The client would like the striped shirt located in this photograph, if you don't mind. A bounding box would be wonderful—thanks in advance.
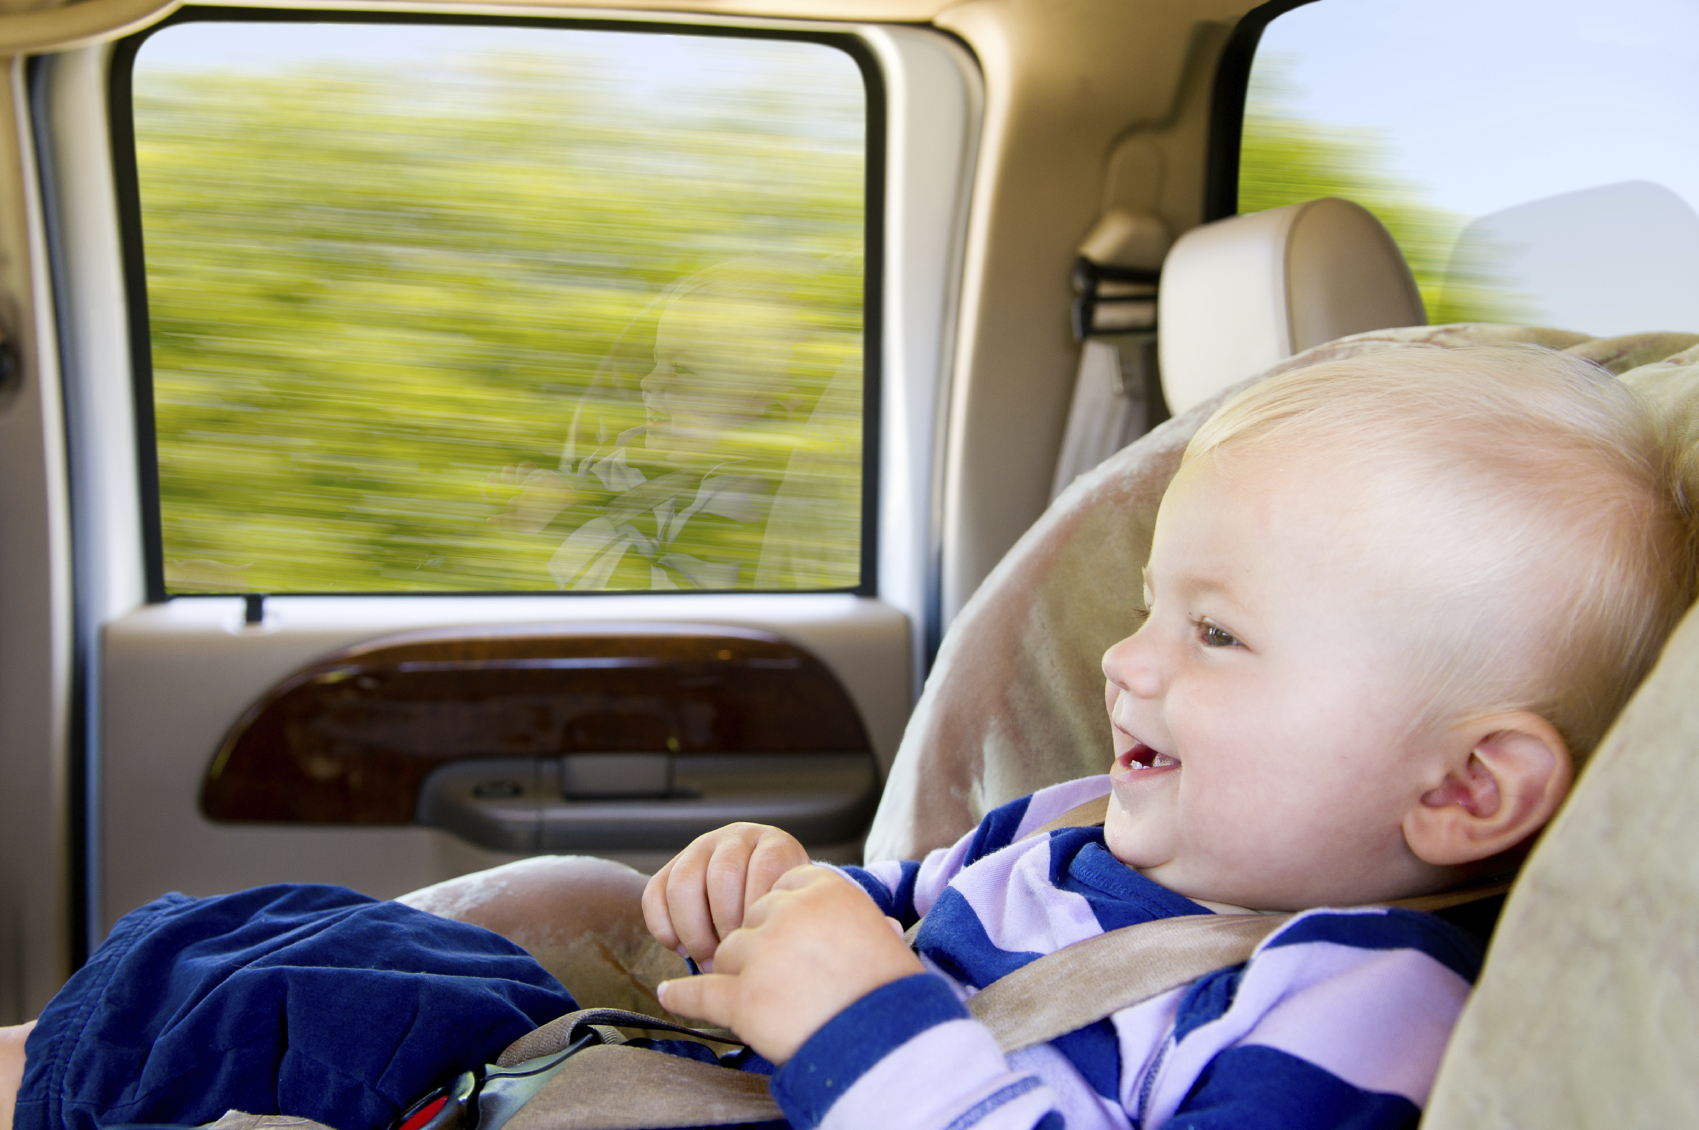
[766,775,1481,1130]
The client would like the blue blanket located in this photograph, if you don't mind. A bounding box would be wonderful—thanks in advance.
[16,885,577,1130]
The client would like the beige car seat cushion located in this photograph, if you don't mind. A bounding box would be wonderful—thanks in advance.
[866,322,1646,863]
[396,855,692,1022]
[1423,341,1699,1129]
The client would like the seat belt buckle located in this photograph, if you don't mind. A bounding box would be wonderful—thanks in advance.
[389,1030,600,1130]
[393,1069,478,1130]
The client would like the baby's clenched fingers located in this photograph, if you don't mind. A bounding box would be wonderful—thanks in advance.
[663,850,724,962]
[640,860,680,951]
[705,834,757,942]
[743,830,810,915]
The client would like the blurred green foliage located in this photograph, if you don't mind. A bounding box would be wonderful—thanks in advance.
[137,39,864,593]
[1240,61,1527,326]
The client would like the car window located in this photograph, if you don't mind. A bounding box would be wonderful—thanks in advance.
[1237,0,1699,334]
[119,15,871,596]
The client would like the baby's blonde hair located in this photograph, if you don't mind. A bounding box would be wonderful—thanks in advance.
[1183,344,1697,762]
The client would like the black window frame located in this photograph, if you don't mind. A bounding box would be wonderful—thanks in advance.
[108,5,887,603]
[1204,0,1322,223]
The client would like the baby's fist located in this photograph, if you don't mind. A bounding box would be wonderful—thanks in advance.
[656,865,924,1064]
[642,823,810,965]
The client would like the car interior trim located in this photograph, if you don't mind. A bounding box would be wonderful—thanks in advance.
[1202,0,1319,223]
[200,624,877,838]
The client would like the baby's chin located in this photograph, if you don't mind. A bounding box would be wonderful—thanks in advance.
[1102,798,1178,873]
[1105,803,1306,910]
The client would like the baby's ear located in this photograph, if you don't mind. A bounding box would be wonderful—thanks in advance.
[1402,712,1574,868]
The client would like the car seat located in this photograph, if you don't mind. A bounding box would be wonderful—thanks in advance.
[408,202,1699,1124]
[1423,338,1699,1127]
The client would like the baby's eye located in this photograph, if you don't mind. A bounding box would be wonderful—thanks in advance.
[1194,619,1240,648]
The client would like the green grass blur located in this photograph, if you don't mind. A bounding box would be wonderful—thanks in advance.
[137,42,864,593]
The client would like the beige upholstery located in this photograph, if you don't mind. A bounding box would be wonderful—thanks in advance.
[396,855,692,1022]
[1156,198,1428,416]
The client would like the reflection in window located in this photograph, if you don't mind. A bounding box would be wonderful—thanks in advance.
[1241,0,1699,335]
[131,21,866,594]
[489,257,862,591]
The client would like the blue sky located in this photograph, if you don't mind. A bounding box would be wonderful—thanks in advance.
[1257,0,1699,221]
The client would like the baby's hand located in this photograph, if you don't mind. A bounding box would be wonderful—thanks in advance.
[641,823,810,967]
[655,866,924,1064]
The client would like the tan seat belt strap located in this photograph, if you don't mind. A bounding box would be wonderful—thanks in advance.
[959,876,1510,1054]
[966,912,1288,1053]
[482,915,1280,1130]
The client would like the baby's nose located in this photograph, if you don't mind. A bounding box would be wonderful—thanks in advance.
[1102,633,1163,698]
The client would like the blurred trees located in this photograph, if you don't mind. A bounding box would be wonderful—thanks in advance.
[1239,61,1525,326]
[137,41,864,593]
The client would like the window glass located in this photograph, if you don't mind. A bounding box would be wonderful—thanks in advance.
[130,20,867,594]
[1241,0,1699,333]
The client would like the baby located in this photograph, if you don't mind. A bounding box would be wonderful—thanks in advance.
[642,344,1694,1127]
[5,344,1692,1130]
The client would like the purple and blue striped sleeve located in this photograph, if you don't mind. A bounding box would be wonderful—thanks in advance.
[832,859,924,924]
[770,974,1061,1130]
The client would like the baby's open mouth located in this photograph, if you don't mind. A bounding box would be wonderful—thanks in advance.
[1120,742,1179,771]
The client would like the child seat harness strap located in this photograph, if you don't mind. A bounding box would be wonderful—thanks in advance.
[966,912,1285,1052]
[371,796,1505,1130]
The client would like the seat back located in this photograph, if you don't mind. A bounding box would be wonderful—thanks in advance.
[865,324,1695,862]
[1156,197,1427,416]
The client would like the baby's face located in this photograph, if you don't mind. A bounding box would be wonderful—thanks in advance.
[1101,449,1468,910]
[642,291,798,458]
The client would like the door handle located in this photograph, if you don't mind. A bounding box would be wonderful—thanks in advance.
[418,752,878,852]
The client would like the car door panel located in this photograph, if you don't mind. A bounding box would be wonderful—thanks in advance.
[30,15,981,942]
[100,593,907,925]
[201,623,881,848]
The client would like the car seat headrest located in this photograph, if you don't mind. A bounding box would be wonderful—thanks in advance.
[1157,197,1427,415]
